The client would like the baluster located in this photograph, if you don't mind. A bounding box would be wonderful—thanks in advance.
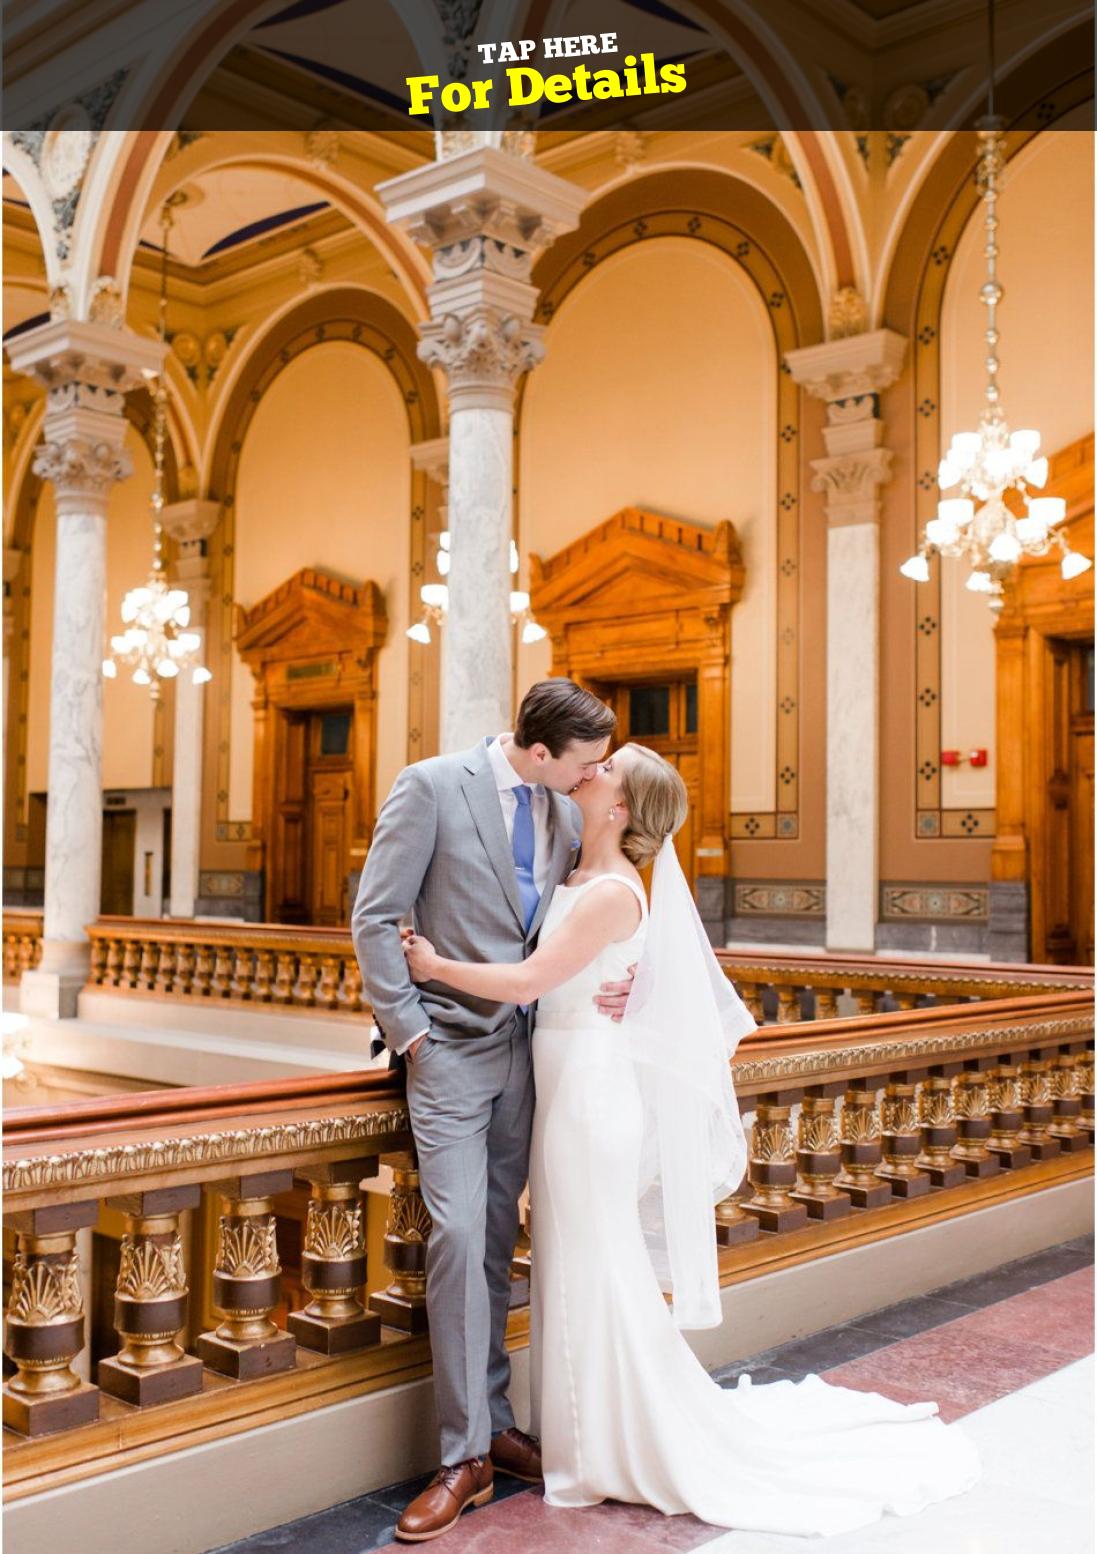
[88,937,108,985]
[736,981,765,1022]
[197,1172,297,1379]
[875,1077,931,1197]
[894,991,919,1011]
[253,949,275,1002]
[1047,1053,1084,1151]
[853,990,877,1016]
[336,957,364,1014]
[369,1157,431,1334]
[740,1100,809,1232]
[511,1192,533,1277]
[986,1062,1032,1169]
[2,1202,100,1435]
[121,940,142,989]
[105,937,125,986]
[293,953,319,1008]
[98,1188,204,1405]
[775,986,801,1024]
[915,1072,966,1188]
[155,941,178,995]
[315,955,341,1010]
[273,952,295,1004]
[288,1162,381,1354]
[1017,1059,1061,1160]
[211,945,234,998]
[175,941,196,995]
[20,936,39,977]
[834,1085,892,1208]
[230,947,255,1002]
[814,988,839,1020]
[193,943,214,996]
[714,1180,760,1245]
[3,934,16,981]
[1076,1051,1095,1144]
[950,1069,1001,1176]
[790,1093,852,1219]
[137,939,159,990]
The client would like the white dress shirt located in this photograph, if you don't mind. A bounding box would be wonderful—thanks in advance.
[399,734,550,1058]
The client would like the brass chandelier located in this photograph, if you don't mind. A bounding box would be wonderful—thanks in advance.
[102,204,211,698]
[900,4,1091,610]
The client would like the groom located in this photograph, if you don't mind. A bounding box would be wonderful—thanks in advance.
[352,679,627,1542]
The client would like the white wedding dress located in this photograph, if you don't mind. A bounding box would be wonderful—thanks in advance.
[528,873,982,1538]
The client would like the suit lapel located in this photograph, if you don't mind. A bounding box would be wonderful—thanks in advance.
[527,792,577,940]
[462,747,525,931]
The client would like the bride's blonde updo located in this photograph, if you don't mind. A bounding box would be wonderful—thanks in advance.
[617,744,689,869]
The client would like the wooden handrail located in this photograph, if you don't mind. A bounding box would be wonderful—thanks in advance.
[3,1065,401,1145]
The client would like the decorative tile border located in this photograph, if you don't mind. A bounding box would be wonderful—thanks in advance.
[881,882,989,920]
[732,879,824,916]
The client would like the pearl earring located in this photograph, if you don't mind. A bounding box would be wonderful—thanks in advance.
[608,807,618,820]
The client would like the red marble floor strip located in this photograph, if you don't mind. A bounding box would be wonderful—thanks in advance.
[820,1266,1094,1422]
[372,1267,1094,1552]
[371,1489,719,1554]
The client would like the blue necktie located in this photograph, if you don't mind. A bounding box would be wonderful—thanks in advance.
[512,785,540,934]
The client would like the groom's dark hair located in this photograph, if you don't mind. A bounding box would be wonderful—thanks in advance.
[514,679,616,757]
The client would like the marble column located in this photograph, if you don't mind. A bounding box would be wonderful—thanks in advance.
[378,139,584,751]
[6,320,163,1016]
[785,327,907,953]
[161,499,219,919]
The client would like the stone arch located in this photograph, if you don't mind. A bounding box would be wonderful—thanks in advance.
[200,285,442,874]
[517,165,825,850]
[878,28,1092,845]
[68,130,432,328]
[3,392,184,873]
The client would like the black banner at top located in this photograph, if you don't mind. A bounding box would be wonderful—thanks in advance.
[2,0,1093,134]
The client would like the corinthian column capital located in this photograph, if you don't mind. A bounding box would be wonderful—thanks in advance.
[419,304,545,411]
[7,319,164,517]
[378,143,583,412]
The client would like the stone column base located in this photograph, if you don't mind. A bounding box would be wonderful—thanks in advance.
[19,968,84,1019]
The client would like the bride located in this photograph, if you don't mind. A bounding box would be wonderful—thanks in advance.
[403,743,981,1538]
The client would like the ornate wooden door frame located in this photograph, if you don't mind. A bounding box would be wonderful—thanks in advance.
[993,435,1094,961]
[529,508,745,885]
[235,569,387,920]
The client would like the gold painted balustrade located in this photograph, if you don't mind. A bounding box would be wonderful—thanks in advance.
[714,947,1092,1023]
[74,914,1094,1020]
[2,990,1092,1504]
[3,909,43,985]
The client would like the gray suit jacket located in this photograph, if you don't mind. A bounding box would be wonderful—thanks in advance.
[351,737,581,1051]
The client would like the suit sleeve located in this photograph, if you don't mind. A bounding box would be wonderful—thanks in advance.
[352,763,438,1052]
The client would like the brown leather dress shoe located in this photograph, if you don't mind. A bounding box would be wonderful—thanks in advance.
[395,1457,494,1542]
[489,1426,544,1484]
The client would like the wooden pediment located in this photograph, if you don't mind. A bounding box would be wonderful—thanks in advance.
[235,567,387,670]
[529,508,744,624]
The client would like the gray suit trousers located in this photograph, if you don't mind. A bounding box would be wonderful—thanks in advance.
[404,1018,533,1464]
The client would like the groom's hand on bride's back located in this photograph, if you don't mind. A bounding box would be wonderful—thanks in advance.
[594,964,636,1022]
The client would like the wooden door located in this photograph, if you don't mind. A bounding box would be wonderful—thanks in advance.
[306,710,353,927]
[271,712,308,923]
[270,707,353,925]
[100,810,136,915]
[1045,640,1094,965]
[597,678,698,879]
[1070,645,1094,965]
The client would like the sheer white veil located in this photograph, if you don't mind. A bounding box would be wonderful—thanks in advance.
[620,837,756,1329]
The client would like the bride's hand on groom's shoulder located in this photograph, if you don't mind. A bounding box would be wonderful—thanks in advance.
[403,931,437,982]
